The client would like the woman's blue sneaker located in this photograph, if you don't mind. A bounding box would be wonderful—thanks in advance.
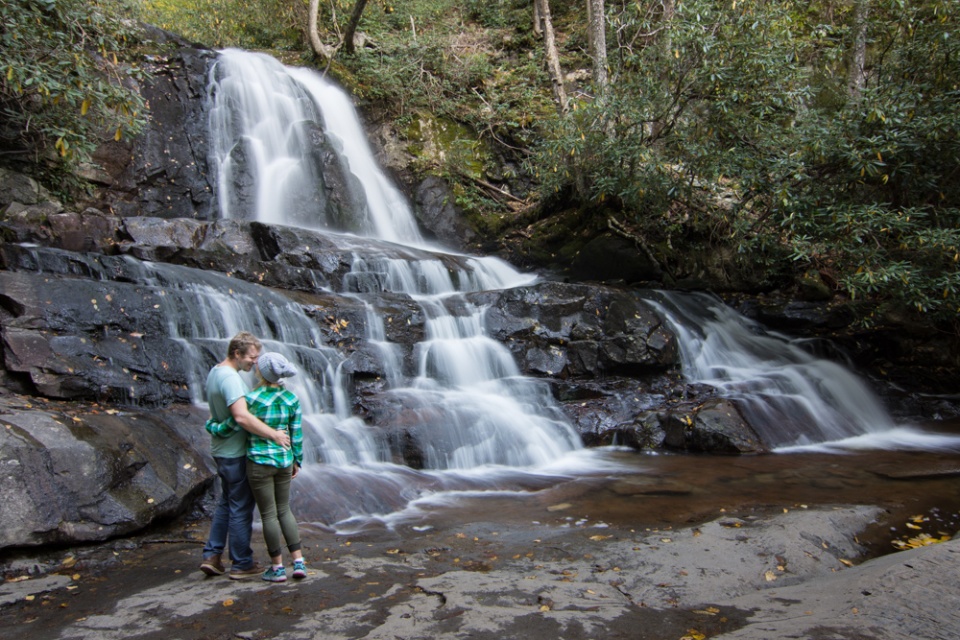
[262,566,287,583]
[292,560,307,579]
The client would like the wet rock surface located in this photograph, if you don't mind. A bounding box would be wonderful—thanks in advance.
[1,506,957,640]
[0,396,212,549]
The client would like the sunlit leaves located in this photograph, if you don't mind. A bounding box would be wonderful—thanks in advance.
[891,513,954,550]
[135,0,305,50]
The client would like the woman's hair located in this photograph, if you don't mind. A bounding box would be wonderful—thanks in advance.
[227,331,262,359]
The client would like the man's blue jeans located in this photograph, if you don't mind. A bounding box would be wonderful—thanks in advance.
[202,455,256,570]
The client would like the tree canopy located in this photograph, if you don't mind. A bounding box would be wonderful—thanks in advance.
[534,0,960,320]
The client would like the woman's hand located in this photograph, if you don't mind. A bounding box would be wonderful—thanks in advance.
[291,462,300,479]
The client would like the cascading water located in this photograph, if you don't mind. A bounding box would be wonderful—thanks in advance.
[199,48,958,529]
[204,49,591,528]
[652,291,960,452]
[208,49,421,243]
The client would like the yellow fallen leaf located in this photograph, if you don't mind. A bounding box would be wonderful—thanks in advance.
[905,523,922,530]
[546,503,572,512]
[539,604,551,612]
[25,595,35,601]
[764,571,777,582]
[589,535,611,541]
[223,599,234,607]
[839,559,854,567]
[680,630,706,640]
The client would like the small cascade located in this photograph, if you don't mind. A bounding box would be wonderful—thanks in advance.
[134,262,393,468]
[344,254,580,469]
[651,291,960,451]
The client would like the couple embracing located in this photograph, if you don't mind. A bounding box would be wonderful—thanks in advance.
[199,331,306,583]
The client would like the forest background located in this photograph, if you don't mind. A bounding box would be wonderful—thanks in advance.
[2,0,958,332]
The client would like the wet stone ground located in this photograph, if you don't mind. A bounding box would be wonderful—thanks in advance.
[4,438,960,640]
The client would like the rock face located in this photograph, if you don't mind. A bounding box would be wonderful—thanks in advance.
[95,47,218,220]
[0,396,212,549]
[414,176,477,249]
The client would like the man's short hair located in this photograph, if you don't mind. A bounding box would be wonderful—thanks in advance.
[227,331,262,359]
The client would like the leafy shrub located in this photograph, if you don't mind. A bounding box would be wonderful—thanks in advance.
[0,0,147,187]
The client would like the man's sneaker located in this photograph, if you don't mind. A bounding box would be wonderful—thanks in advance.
[292,560,307,579]
[200,555,225,576]
[262,566,287,583]
[228,563,263,580]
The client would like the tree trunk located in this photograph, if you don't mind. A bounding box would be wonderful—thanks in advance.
[848,0,869,99]
[587,0,608,98]
[534,0,568,114]
[308,0,338,61]
[343,0,369,55]
[649,0,675,140]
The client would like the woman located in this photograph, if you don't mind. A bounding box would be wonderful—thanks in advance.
[245,351,307,582]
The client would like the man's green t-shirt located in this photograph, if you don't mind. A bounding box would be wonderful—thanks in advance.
[206,365,249,458]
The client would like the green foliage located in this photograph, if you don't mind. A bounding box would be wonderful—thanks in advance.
[781,0,960,318]
[531,0,960,321]
[339,0,554,190]
[0,0,147,185]
[133,0,303,49]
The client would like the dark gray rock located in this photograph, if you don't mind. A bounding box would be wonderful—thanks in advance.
[0,396,212,550]
[660,398,766,454]
[0,168,61,210]
[415,176,477,249]
[97,48,217,219]
[0,267,194,405]
[481,281,677,378]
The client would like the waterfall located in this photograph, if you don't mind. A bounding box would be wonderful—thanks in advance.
[203,48,588,527]
[208,49,421,243]
[652,291,960,452]
[200,47,959,528]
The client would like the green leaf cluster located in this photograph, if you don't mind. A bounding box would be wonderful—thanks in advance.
[0,0,147,187]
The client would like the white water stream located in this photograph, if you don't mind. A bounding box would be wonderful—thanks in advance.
[652,292,960,453]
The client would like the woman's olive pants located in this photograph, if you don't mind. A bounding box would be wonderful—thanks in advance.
[246,461,302,558]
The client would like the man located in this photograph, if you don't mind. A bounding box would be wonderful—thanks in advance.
[200,331,291,579]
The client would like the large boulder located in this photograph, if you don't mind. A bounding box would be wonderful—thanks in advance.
[0,395,212,550]
[659,398,766,454]
[414,176,477,249]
